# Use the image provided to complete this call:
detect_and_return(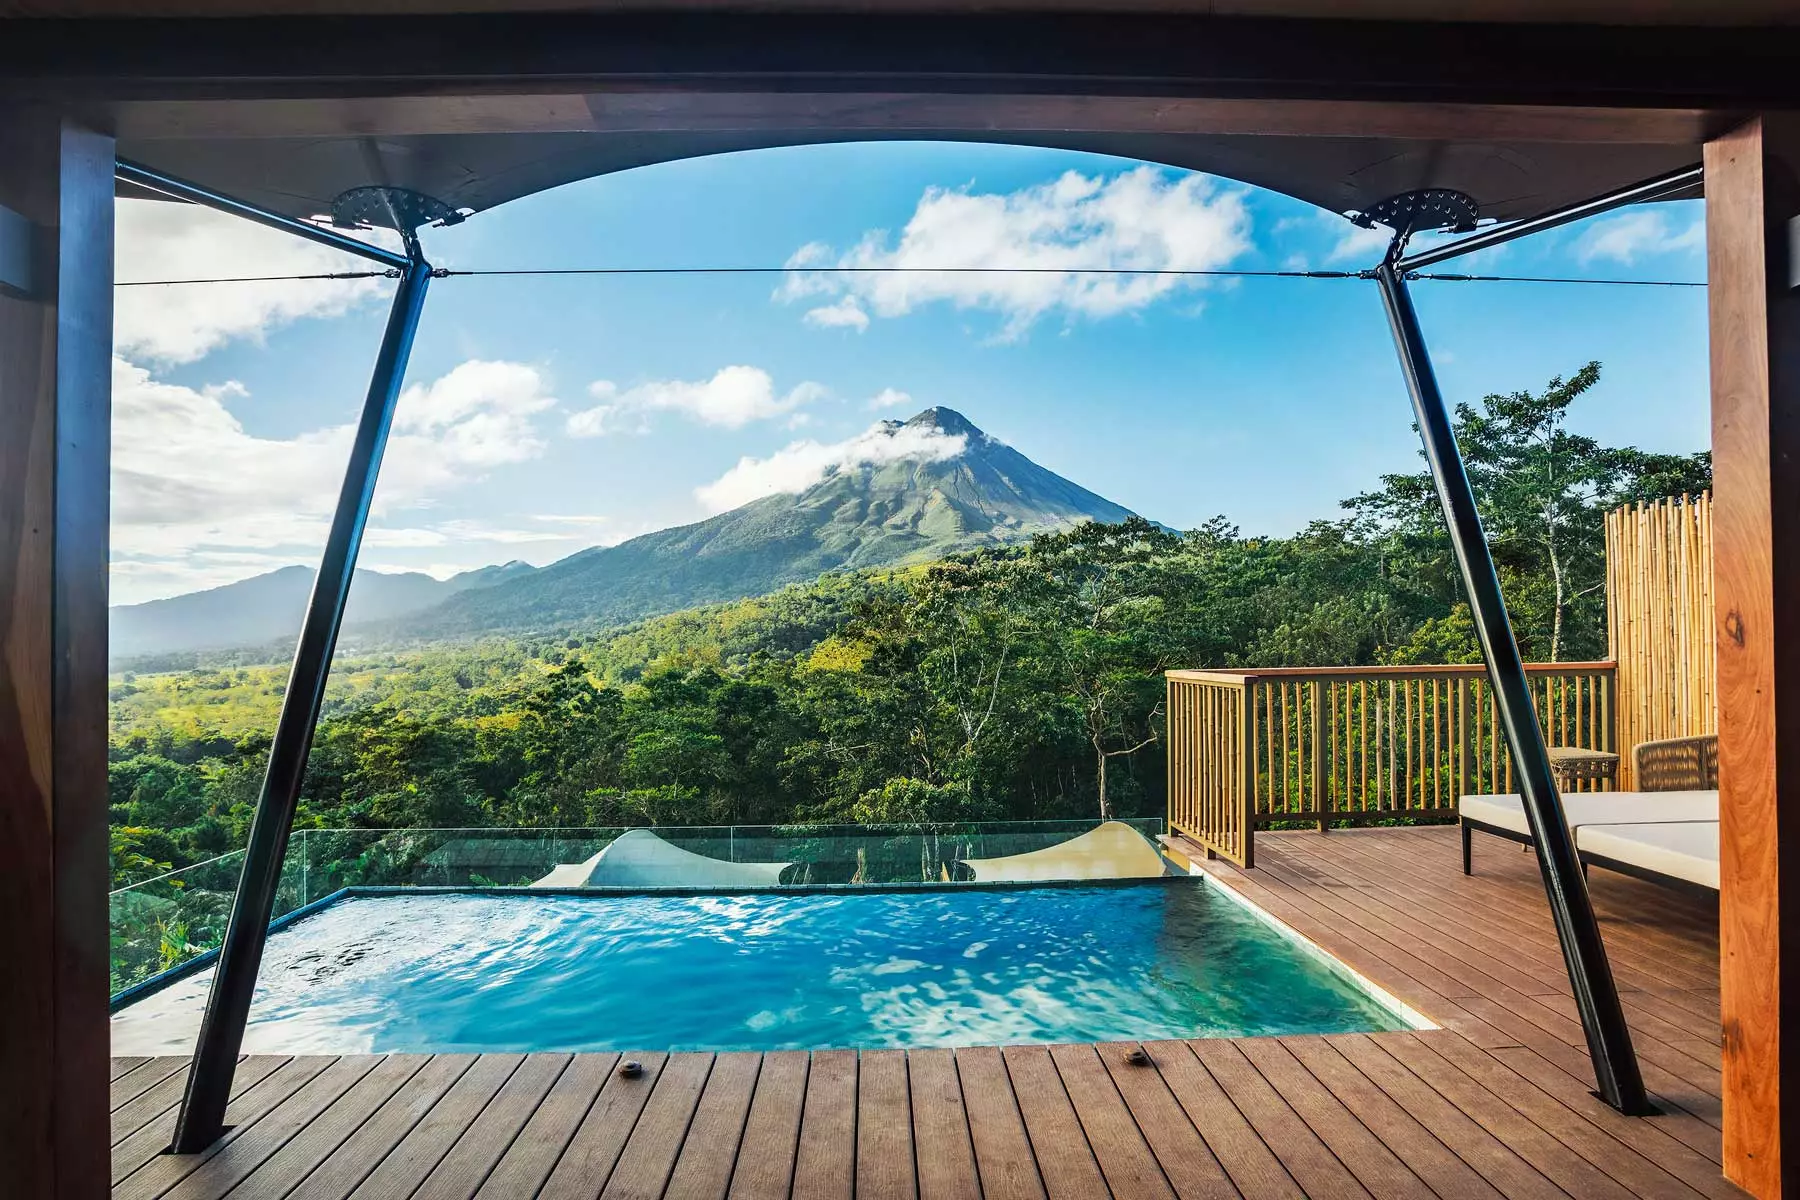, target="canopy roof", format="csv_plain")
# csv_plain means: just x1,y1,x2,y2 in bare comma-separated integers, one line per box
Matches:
531,828,789,888
119,125,1701,232
958,821,1168,883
